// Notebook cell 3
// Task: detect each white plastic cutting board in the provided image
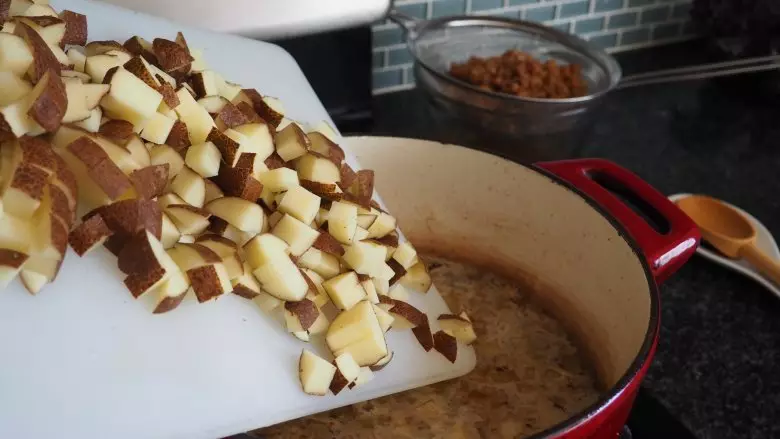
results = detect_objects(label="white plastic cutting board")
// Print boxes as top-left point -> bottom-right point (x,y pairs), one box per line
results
0,2 -> 475,438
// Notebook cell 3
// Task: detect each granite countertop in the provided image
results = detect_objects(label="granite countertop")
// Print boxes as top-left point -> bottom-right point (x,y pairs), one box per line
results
358,43 -> 780,439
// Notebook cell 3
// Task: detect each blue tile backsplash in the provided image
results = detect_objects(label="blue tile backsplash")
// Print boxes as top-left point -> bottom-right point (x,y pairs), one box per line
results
574,17 -> 606,33
525,5 -> 557,21
559,1 -> 590,18
608,12 -> 638,29
372,0 -> 694,93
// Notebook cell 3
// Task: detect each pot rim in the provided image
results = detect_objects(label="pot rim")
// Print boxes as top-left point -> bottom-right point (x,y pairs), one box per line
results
347,136 -> 660,438
523,164 -> 660,438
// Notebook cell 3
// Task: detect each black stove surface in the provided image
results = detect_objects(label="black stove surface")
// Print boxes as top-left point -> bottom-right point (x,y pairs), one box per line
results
626,388 -> 698,439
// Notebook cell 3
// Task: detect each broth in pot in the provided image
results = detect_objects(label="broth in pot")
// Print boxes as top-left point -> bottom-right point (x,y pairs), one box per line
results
257,254 -> 600,439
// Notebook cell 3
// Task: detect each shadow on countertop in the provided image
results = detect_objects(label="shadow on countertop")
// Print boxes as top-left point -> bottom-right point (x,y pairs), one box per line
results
354,39 -> 780,439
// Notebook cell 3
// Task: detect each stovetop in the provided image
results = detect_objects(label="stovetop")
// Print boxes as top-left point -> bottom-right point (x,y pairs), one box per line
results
626,388 -> 698,439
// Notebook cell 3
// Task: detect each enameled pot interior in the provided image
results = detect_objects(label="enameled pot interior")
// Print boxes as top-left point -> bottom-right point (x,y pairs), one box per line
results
348,137 -> 653,394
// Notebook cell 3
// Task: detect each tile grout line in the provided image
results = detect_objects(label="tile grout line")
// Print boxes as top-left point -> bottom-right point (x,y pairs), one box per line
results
617,27 -> 627,46
373,63 -> 415,73
372,83 -> 416,95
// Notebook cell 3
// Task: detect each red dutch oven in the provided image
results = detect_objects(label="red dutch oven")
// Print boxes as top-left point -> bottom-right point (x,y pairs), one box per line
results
347,137 -> 700,439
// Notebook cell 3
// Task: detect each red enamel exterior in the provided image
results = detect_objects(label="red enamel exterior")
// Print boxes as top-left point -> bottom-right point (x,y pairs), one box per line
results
535,158 -> 699,439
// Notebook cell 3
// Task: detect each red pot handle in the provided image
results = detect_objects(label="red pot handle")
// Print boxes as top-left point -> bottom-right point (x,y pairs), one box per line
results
536,159 -> 700,284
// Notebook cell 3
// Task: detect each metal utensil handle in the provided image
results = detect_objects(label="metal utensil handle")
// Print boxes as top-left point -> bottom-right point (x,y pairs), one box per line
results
619,54 -> 780,88
387,9 -> 419,35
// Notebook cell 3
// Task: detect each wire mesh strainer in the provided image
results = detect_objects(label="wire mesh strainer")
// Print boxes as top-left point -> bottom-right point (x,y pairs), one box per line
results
392,12 -> 622,103
389,12 -> 622,138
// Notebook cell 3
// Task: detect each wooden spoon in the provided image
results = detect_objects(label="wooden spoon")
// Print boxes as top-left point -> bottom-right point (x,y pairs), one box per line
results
676,194 -> 780,285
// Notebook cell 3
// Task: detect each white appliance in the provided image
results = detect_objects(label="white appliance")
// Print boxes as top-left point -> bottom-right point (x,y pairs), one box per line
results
95,0 -> 391,38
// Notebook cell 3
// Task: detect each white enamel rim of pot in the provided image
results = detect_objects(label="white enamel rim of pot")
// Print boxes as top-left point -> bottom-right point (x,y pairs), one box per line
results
343,135 -> 699,438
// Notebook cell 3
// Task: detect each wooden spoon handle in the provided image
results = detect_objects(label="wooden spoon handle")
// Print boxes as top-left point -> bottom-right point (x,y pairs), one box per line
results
738,243 -> 780,286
